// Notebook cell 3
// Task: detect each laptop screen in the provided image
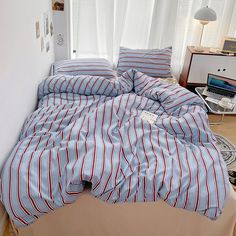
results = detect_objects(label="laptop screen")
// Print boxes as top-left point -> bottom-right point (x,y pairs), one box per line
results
208,74 -> 236,94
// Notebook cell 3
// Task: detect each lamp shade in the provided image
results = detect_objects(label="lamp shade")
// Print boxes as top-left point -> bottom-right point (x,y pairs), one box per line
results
194,6 -> 217,22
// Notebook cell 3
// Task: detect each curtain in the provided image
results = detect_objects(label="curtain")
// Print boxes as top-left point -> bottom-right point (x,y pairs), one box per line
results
71,0 -> 236,77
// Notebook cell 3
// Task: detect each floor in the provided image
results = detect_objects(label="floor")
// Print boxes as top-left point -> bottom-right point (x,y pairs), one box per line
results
209,114 -> 236,145
3,223 -> 13,236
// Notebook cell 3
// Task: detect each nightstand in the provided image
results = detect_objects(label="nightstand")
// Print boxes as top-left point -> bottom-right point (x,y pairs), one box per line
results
179,46 -> 236,90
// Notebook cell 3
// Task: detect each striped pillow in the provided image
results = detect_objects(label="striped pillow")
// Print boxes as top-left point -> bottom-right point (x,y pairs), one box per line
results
117,47 -> 172,78
52,58 -> 115,79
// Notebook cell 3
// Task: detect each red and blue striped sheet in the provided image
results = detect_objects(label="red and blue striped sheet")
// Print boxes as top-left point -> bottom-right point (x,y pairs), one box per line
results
0,70 -> 230,227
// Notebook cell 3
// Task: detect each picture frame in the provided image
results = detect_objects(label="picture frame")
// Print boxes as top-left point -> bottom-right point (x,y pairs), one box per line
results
46,42 -> 50,52
41,37 -> 44,52
35,21 -> 40,39
44,13 -> 49,37
52,0 -> 64,11
50,22 -> 54,37
221,37 -> 236,53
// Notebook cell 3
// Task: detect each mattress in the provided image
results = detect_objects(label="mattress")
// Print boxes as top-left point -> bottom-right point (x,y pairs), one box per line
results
17,187 -> 236,236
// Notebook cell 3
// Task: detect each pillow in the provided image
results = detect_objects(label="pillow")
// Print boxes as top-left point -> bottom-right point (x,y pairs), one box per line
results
52,58 -> 115,79
117,46 -> 172,78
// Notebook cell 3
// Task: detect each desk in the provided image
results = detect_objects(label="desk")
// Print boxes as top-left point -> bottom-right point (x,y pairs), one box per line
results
195,87 -> 236,115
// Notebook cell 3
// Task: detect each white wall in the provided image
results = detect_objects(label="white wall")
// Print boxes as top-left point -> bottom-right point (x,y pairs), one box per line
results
0,0 -> 55,169
53,0 -> 71,60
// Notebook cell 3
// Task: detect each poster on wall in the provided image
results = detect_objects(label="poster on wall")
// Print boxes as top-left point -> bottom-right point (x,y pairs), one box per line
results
46,42 -> 50,52
50,22 -> 54,37
52,0 -> 64,11
35,21 -> 40,39
56,34 -> 64,46
41,37 -> 44,52
44,13 -> 49,36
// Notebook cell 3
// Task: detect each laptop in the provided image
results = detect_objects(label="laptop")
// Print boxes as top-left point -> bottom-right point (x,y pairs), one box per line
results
203,73 -> 236,101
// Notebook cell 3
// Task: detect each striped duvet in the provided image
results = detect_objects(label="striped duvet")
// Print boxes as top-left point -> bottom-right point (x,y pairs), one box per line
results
0,69 -> 230,227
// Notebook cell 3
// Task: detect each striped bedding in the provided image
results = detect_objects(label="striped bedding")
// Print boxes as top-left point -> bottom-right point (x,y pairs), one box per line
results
117,47 -> 172,77
52,58 -> 115,79
0,69 -> 230,227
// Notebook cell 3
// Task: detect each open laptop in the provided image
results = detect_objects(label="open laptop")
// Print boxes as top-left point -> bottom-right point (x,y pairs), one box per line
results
203,73 -> 236,101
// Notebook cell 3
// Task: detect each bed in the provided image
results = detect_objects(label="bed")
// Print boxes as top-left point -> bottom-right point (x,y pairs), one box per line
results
15,186 -> 236,236
1,68 -> 235,235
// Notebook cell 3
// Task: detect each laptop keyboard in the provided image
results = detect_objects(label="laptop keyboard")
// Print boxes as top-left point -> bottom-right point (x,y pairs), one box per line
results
208,87 -> 234,97
205,90 -> 227,100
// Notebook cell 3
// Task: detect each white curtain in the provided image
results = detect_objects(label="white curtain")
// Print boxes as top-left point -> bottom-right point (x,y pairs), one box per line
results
71,0 -> 236,77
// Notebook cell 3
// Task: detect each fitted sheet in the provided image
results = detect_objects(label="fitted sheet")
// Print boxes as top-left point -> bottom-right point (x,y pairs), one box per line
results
17,187 -> 236,236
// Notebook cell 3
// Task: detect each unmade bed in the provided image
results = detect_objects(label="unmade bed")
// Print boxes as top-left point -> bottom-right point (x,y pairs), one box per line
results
0,68 -> 235,235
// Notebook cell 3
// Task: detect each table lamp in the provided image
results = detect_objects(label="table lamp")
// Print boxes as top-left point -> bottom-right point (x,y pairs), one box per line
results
194,6 -> 217,51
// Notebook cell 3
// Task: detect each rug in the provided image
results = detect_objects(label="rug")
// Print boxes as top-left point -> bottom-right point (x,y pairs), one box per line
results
215,133 -> 236,189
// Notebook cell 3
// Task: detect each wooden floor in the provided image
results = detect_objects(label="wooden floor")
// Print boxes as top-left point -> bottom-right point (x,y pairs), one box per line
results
209,114 -> 236,145
3,223 -> 14,236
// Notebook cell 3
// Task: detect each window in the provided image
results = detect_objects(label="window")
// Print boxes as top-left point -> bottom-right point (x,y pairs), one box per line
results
71,0 -> 236,77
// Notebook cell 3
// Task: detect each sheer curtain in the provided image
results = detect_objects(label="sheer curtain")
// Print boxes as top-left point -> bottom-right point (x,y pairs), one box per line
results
71,0 -> 236,77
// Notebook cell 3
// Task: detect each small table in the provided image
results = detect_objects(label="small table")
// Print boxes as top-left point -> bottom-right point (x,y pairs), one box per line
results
195,87 -> 236,115
195,87 -> 236,125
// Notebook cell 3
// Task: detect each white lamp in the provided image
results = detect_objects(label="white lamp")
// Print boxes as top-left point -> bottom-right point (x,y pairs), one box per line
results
194,6 -> 217,51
